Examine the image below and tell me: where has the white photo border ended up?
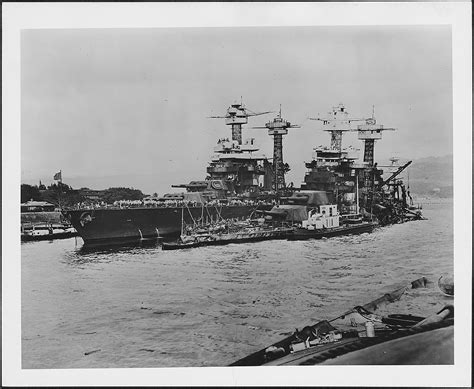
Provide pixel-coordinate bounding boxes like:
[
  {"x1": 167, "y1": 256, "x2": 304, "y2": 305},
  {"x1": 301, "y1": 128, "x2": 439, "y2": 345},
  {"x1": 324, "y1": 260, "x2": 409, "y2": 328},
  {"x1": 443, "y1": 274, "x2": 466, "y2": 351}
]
[{"x1": 3, "y1": 2, "x2": 472, "y2": 387}]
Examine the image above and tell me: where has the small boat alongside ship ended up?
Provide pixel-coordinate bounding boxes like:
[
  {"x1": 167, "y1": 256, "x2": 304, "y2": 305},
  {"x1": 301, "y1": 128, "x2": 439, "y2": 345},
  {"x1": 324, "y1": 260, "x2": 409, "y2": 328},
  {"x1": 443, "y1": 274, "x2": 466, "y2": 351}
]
[
  {"x1": 290, "y1": 221, "x2": 377, "y2": 240},
  {"x1": 21, "y1": 223, "x2": 77, "y2": 242},
  {"x1": 289, "y1": 203, "x2": 378, "y2": 240},
  {"x1": 230, "y1": 277, "x2": 454, "y2": 366}
]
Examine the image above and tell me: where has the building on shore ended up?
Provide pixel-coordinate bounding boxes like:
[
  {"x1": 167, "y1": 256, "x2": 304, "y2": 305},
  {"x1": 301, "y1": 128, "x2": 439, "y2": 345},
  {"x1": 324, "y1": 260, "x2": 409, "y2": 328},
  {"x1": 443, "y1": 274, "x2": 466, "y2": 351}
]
[{"x1": 21, "y1": 200, "x2": 56, "y2": 213}]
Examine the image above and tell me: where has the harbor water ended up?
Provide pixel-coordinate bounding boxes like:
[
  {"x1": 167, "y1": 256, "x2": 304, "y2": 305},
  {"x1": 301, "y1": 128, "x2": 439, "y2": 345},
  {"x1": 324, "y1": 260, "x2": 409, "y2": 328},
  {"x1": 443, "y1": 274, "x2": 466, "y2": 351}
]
[{"x1": 22, "y1": 200, "x2": 453, "y2": 368}]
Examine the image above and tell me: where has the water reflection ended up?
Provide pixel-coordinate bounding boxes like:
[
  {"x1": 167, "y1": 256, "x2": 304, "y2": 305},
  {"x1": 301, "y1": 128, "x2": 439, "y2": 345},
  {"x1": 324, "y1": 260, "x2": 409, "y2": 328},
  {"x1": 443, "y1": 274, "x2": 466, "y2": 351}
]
[
  {"x1": 63, "y1": 239, "x2": 163, "y2": 265},
  {"x1": 79, "y1": 238, "x2": 163, "y2": 254}
]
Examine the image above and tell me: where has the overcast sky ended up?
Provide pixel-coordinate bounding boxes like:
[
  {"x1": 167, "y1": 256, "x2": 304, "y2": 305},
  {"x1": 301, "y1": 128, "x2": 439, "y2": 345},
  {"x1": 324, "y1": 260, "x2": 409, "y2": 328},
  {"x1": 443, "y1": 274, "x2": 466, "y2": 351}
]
[{"x1": 21, "y1": 26, "x2": 452, "y2": 194}]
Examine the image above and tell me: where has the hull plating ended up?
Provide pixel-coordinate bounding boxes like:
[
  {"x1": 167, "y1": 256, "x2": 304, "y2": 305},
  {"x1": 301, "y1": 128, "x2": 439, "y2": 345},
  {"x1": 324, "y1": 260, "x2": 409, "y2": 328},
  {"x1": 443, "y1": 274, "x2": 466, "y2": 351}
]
[{"x1": 63, "y1": 205, "x2": 270, "y2": 246}]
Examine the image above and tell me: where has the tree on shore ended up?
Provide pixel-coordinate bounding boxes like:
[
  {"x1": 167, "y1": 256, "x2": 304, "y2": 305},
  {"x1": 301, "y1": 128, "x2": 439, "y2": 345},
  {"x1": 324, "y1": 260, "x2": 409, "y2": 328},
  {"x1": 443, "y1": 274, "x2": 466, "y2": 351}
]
[
  {"x1": 21, "y1": 182, "x2": 84, "y2": 207},
  {"x1": 21, "y1": 184, "x2": 41, "y2": 203},
  {"x1": 21, "y1": 183, "x2": 145, "y2": 207},
  {"x1": 40, "y1": 182, "x2": 84, "y2": 207},
  {"x1": 101, "y1": 187, "x2": 144, "y2": 203}
]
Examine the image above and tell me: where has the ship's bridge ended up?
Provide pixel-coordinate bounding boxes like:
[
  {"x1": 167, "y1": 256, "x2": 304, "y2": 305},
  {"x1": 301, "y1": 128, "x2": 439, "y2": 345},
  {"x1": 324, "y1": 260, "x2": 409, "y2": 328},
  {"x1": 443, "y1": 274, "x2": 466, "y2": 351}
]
[
  {"x1": 214, "y1": 138, "x2": 237, "y2": 153},
  {"x1": 210, "y1": 152, "x2": 268, "y2": 162},
  {"x1": 213, "y1": 137, "x2": 260, "y2": 154},
  {"x1": 240, "y1": 138, "x2": 259, "y2": 152},
  {"x1": 312, "y1": 146, "x2": 359, "y2": 163}
]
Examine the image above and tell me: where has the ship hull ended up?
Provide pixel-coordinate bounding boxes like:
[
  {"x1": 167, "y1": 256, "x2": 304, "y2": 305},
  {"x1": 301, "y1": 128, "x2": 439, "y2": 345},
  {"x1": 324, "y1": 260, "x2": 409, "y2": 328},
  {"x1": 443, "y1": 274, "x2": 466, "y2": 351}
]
[{"x1": 63, "y1": 205, "x2": 271, "y2": 247}]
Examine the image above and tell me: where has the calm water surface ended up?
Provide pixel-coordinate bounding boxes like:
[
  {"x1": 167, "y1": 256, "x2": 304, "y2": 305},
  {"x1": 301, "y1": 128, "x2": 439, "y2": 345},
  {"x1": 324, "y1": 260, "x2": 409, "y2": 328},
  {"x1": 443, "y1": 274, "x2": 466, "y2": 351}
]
[{"x1": 22, "y1": 201, "x2": 453, "y2": 368}]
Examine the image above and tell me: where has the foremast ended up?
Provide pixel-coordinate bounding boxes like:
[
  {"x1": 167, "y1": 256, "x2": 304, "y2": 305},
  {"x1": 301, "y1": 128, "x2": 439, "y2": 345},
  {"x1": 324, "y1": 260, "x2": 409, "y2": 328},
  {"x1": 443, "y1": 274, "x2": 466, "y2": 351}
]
[{"x1": 205, "y1": 100, "x2": 274, "y2": 196}]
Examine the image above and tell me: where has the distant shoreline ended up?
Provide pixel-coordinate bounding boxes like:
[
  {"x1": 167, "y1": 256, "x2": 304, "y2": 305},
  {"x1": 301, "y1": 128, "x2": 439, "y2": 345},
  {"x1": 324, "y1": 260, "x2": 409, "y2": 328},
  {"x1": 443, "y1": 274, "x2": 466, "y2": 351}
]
[{"x1": 413, "y1": 196, "x2": 453, "y2": 205}]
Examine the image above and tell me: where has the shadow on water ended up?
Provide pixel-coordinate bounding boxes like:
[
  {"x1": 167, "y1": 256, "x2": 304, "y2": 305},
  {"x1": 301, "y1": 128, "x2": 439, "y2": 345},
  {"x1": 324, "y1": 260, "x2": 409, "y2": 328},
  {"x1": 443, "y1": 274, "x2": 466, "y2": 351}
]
[
  {"x1": 63, "y1": 238, "x2": 164, "y2": 265},
  {"x1": 79, "y1": 239, "x2": 162, "y2": 255}
]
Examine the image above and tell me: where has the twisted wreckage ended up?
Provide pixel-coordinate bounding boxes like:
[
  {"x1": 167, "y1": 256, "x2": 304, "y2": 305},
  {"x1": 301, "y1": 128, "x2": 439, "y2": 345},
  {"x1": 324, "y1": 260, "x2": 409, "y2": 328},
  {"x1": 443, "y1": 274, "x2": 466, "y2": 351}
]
[{"x1": 63, "y1": 102, "x2": 424, "y2": 246}]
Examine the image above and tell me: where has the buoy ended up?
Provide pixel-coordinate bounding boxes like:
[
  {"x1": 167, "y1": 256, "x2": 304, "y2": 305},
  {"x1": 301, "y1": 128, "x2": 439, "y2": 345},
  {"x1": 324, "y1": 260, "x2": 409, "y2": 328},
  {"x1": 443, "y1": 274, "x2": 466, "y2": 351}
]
[{"x1": 438, "y1": 275, "x2": 454, "y2": 296}]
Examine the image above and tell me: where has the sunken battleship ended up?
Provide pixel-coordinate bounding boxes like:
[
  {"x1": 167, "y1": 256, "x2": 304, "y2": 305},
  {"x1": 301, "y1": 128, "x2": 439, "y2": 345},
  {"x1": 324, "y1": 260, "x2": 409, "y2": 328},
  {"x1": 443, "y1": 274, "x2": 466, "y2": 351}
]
[
  {"x1": 63, "y1": 102, "x2": 423, "y2": 246},
  {"x1": 294, "y1": 103, "x2": 423, "y2": 226}
]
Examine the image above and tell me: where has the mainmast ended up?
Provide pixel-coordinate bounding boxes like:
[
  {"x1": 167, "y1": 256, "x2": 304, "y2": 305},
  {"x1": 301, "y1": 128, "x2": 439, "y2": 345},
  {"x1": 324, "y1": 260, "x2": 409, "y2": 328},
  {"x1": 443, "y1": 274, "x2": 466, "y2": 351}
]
[
  {"x1": 251, "y1": 105, "x2": 299, "y2": 193},
  {"x1": 352, "y1": 106, "x2": 396, "y2": 166},
  {"x1": 309, "y1": 103, "x2": 366, "y2": 151}
]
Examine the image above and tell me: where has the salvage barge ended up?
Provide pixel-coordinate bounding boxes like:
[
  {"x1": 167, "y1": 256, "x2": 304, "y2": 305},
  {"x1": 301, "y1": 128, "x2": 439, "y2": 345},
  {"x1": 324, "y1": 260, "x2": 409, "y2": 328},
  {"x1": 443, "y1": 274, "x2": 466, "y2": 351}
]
[
  {"x1": 162, "y1": 226, "x2": 293, "y2": 250},
  {"x1": 161, "y1": 205, "x2": 293, "y2": 250}
]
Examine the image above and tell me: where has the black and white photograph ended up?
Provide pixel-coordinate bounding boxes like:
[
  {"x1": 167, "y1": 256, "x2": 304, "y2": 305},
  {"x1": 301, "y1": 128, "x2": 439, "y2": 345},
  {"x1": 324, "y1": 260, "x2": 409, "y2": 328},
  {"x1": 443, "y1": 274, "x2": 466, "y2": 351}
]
[{"x1": 3, "y1": 2, "x2": 471, "y2": 387}]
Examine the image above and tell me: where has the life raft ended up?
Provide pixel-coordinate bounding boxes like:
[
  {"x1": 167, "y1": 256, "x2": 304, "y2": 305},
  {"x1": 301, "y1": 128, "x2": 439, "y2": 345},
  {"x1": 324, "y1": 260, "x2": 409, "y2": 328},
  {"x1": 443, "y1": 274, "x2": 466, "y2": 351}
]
[
  {"x1": 211, "y1": 180, "x2": 224, "y2": 190},
  {"x1": 79, "y1": 212, "x2": 93, "y2": 227}
]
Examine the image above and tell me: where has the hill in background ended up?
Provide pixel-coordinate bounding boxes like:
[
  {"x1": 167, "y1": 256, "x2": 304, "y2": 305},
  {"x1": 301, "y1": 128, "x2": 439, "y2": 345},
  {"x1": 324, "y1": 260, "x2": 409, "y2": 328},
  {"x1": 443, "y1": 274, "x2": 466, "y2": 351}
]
[{"x1": 405, "y1": 154, "x2": 453, "y2": 198}]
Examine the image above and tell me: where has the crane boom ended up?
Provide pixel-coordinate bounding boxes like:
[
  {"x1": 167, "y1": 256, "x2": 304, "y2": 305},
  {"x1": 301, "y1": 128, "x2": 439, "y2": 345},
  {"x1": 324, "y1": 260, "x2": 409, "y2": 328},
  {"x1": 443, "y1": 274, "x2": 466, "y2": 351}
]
[{"x1": 381, "y1": 161, "x2": 412, "y2": 186}]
